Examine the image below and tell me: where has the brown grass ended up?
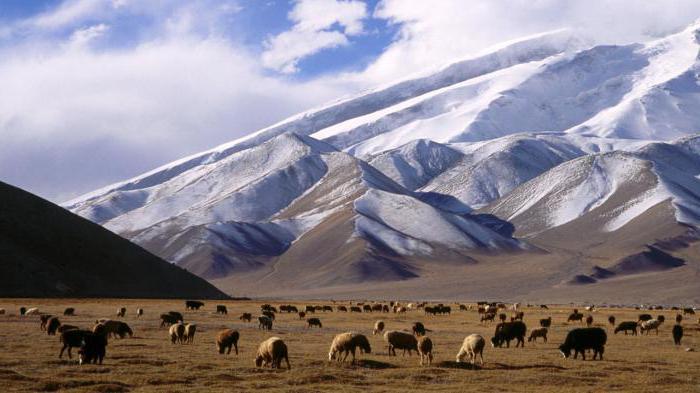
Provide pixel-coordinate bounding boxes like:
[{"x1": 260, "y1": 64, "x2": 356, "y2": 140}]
[{"x1": 0, "y1": 299, "x2": 698, "y2": 392}]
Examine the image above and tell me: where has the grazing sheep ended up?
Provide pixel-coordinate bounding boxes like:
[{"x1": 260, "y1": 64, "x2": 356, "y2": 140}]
[
  {"x1": 216, "y1": 305, "x2": 228, "y2": 315},
  {"x1": 47, "y1": 317, "x2": 61, "y2": 336},
  {"x1": 481, "y1": 312, "x2": 496, "y2": 323},
  {"x1": 137, "y1": 308, "x2": 144, "y2": 318},
  {"x1": 373, "y1": 320, "x2": 385, "y2": 335},
  {"x1": 40, "y1": 314, "x2": 53, "y2": 330},
  {"x1": 25, "y1": 308, "x2": 40, "y2": 316},
  {"x1": 585, "y1": 305, "x2": 595, "y2": 312},
  {"x1": 337, "y1": 306, "x2": 348, "y2": 312},
  {"x1": 255, "y1": 337, "x2": 290, "y2": 370},
  {"x1": 160, "y1": 313, "x2": 180, "y2": 327},
  {"x1": 97, "y1": 320, "x2": 133, "y2": 339},
  {"x1": 239, "y1": 313, "x2": 252, "y2": 322},
  {"x1": 184, "y1": 323, "x2": 197, "y2": 343},
  {"x1": 417, "y1": 336, "x2": 433, "y2": 366},
  {"x1": 323, "y1": 305, "x2": 334, "y2": 312},
  {"x1": 512, "y1": 311, "x2": 525, "y2": 321},
  {"x1": 567, "y1": 312, "x2": 584, "y2": 323},
  {"x1": 63, "y1": 308, "x2": 75, "y2": 316},
  {"x1": 614, "y1": 321, "x2": 638, "y2": 335},
  {"x1": 639, "y1": 319, "x2": 662, "y2": 335},
  {"x1": 298, "y1": 311, "x2": 306, "y2": 320},
  {"x1": 78, "y1": 332, "x2": 107, "y2": 365},
  {"x1": 540, "y1": 317, "x2": 552, "y2": 328},
  {"x1": 216, "y1": 329, "x2": 240, "y2": 355},
  {"x1": 185, "y1": 300, "x2": 204, "y2": 310},
  {"x1": 384, "y1": 330, "x2": 418, "y2": 356},
  {"x1": 498, "y1": 313, "x2": 507, "y2": 323},
  {"x1": 676, "y1": 314, "x2": 683, "y2": 324},
  {"x1": 59, "y1": 329, "x2": 93, "y2": 359},
  {"x1": 169, "y1": 323, "x2": 186, "y2": 344},
  {"x1": 262, "y1": 311, "x2": 276, "y2": 321},
  {"x1": 528, "y1": 327, "x2": 548, "y2": 343},
  {"x1": 258, "y1": 315, "x2": 273, "y2": 330},
  {"x1": 540, "y1": 304, "x2": 549, "y2": 309},
  {"x1": 672, "y1": 324, "x2": 683, "y2": 345},
  {"x1": 328, "y1": 332, "x2": 372, "y2": 363},
  {"x1": 491, "y1": 321, "x2": 527, "y2": 348},
  {"x1": 586, "y1": 315, "x2": 594, "y2": 327},
  {"x1": 305, "y1": 305, "x2": 316, "y2": 313},
  {"x1": 168, "y1": 311, "x2": 184, "y2": 322},
  {"x1": 58, "y1": 324, "x2": 78, "y2": 334},
  {"x1": 608, "y1": 316, "x2": 616, "y2": 327},
  {"x1": 683, "y1": 307, "x2": 695, "y2": 315},
  {"x1": 350, "y1": 306, "x2": 362, "y2": 313},
  {"x1": 657, "y1": 315, "x2": 666, "y2": 324},
  {"x1": 363, "y1": 305, "x2": 372, "y2": 313},
  {"x1": 116, "y1": 307, "x2": 126, "y2": 317},
  {"x1": 638, "y1": 313, "x2": 653, "y2": 322},
  {"x1": 306, "y1": 318, "x2": 322, "y2": 328},
  {"x1": 456, "y1": 334, "x2": 485, "y2": 365},
  {"x1": 412, "y1": 322, "x2": 426, "y2": 336},
  {"x1": 559, "y1": 328, "x2": 607, "y2": 360}
]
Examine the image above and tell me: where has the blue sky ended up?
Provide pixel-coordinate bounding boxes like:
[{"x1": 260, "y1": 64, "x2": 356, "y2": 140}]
[{"x1": 1, "y1": 0, "x2": 699, "y2": 202}]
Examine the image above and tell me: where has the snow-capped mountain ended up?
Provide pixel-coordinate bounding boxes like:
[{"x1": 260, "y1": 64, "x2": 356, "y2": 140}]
[{"x1": 66, "y1": 23, "x2": 700, "y2": 302}]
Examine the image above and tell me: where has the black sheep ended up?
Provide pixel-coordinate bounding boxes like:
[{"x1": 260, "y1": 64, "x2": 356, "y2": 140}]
[
  {"x1": 78, "y1": 333, "x2": 108, "y2": 365},
  {"x1": 185, "y1": 300, "x2": 204, "y2": 310},
  {"x1": 672, "y1": 324, "x2": 683, "y2": 346},
  {"x1": 559, "y1": 328, "x2": 607, "y2": 360},
  {"x1": 614, "y1": 321, "x2": 638, "y2": 335},
  {"x1": 412, "y1": 322, "x2": 426, "y2": 336},
  {"x1": 491, "y1": 321, "x2": 527, "y2": 348}
]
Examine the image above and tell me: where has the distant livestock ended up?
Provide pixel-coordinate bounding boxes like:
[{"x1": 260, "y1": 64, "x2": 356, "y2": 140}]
[
  {"x1": 239, "y1": 313, "x2": 252, "y2": 322},
  {"x1": 255, "y1": 337, "x2": 290, "y2": 370},
  {"x1": 586, "y1": 315, "x2": 594, "y2": 327},
  {"x1": 298, "y1": 312, "x2": 306, "y2": 320},
  {"x1": 25, "y1": 308, "x2": 40, "y2": 316},
  {"x1": 216, "y1": 305, "x2": 228, "y2": 315},
  {"x1": 373, "y1": 320, "x2": 385, "y2": 335},
  {"x1": 614, "y1": 321, "x2": 638, "y2": 335},
  {"x1": 456, "y1": 334, "x2": 485, "y2": 365},
  {"x1": 412, "y1": 322, "x2": 426, "y2": 336},
  {"x1": 683, "y1": 308, "x2": 695, "y2": 315},
  {"x1": 491, "y1": 321, "x2": 527, "y2": 348},
  {"x1": 559, "y1": 328, "x2": 607, "y2": 360},
  {"x1": 258, "y1": 316, "x2": 273, "y2": 330},
  {"x1": 97, "y1": 320, "x2": 133, "y2": 339},
  {"x1": 168, "y1": 311, "x2": 184, "y2": 322},
  {"x1": 672, "y1": 324, "x2": 683, "y2": 345},
  {"x1": 639, "y1": 319, "x2": 662, "y2": 335},
  {"x1": 384, "y1": 330, "x2": 418, "y2": 356},
  {"x1": 186, "y1": 301, "x2": 204, "y2": 310},
  {"x1": 47, "y1": 317, "x2": 61, "y2": 336},
  {"x1": 169, "y1": 323, "x2": 186, "y2": 344},
  {"x1": 540, "y1": 317, "x2": 552, "y2": 328},
  {"x1": 567, "y1": 312, "x2": 584, "y2": 323},
  {"x1": 137, "y1": 308, "x2": 144, "y2": 318},
  {"x1": 328, "y1": 332, "x2": 371, "y2": 363},
  {"x1": 262, "y1": 311, "x2": 276, "y2": 321},
  {"x1": 40, "y1": 314, "x2": 52, "y2": 331},
  {"x1": 160, "y1": 314, "x2": 181, "y2": 327},
  {"x1": 350, "y1": 306, "x2": 362, "y2": 313},
  {"x1": 216, "y1": 329, "x2": 240, "y2": 355},
  {"x1": 337, "y1": 306, "x2": 348, "y2": 312},
  {"x1": 307, "y1": 318, "x2": 322, "y2": 328},
  {"x1": 608, "y1": 316, "x2": 616, "y2": 326},
  {"x1": 638, "y1": 314, "x2": 653, "y2": 322},
  {"x1": 117, "y1": 307, "x2": 126, "y2": 317},
  {"x1": 63, "y1": 308, "x2": 75, "y2": 316},
  {"x1": 417, "y1": 336, "x2": 433, "y2": 366},
  {"x1": 528, "y1": 327, "x2": 548, "y2": 343}
]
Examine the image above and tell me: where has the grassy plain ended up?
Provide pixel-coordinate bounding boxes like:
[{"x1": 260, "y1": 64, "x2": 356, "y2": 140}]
[{"x1": 0, "y1": 299, "x2": 698, "y2": 392}]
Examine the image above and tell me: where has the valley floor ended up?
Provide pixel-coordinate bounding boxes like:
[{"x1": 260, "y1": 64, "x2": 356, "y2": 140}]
[{"x1": 0, "y1": 299, "x2": 698, "y2": 392}]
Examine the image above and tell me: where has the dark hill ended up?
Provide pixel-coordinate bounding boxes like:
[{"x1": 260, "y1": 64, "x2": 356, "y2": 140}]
[{"x1": 0, "y1": 181, "x2": 228, "y2": 299}]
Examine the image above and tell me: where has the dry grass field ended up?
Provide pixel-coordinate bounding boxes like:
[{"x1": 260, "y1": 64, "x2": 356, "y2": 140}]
[{"x1": 0, "y1": 299, "x2": 698, "y2": 392}]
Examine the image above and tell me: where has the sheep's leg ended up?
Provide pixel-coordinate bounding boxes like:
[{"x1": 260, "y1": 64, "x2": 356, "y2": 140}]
[
  {"x1": 59, "y1": 345, "x2": 66, "y2": 359},
  {"x1": 479, "y1": 351, "x2": 484, "y2": 366},
  {"x1": 350, "y1": 348, "x2": 356, "y2": 364},
  {"x1": 67, "y1": 347, "x2": 72, "y2": 359}
]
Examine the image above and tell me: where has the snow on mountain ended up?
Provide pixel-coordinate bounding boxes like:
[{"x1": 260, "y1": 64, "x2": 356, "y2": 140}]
[{"x1": 64, "y1": 23, "x2": 700, "y2": 298}]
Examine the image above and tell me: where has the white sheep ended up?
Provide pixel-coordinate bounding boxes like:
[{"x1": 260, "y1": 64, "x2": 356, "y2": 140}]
[
  {"x1": 373, "y1": 320, "x2": 385, "y2": 335},
  {"x1": 456, "y1": 334, "x2": 485, "y2": 365},
  {"x1": 328, "y1": 332, "x2": 371, "y2": 363},
  {"x1": 169, "y1": 322, "x2": 185, "y2": 344},
  {"x1": 640, "y1": 319, "x2": 662, "y2": 335},
  {"x1": 184, "y1": 323, "x2": 197, "y2": 343}
]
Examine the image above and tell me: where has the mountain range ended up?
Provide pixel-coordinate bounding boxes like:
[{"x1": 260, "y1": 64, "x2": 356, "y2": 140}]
[{"x1": 64, "y1": 22, "x2": 700, "y2": 303}]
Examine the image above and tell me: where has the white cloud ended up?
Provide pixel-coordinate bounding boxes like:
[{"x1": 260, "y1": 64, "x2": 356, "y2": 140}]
[
  {"x1": 69, "y1": 23, "x2": 109, "y2": 48},
  {"x1": 360, "y1": 0, "x2": 700, "y2": 84},
  {"x1": 261, "y1": 0, "x2": 367, "y2": 73}
]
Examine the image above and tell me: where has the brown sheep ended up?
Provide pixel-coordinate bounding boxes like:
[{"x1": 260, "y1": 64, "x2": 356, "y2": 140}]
[
  {"x1": 47, "y1": 317, "x2": 61, "y2": 336},
  {"x1": 298, "y1": 311, "x2": 306, "y2": 320},
  {"x1": 40, "y1": 314, "x2": 53, "y2": 331},
  {"x1": 568, "y1": 312, "x2": 584, "y2": 323},
  {"x1": 96, "y1": 320, "x2": 133, "y2": 339},
  {"x1": 63, "y1": 308, "x2": 75, "y2": 316},
  {"x1": 184, "y1": 323, "x2": 197, "y2": 343},
  {"x1": 216, "y1": 329, "x2": 239, "y2": 355},
  {"x1": 239, "y1": 313, "x2": 252, "y2": 322},
  {"x1": 608, "y1": 315, "x2": 616, "y2": 326},
  {"x1": 528, "y1": 327, "x2": 548, "y2": 343},
  {"x1": 412, "y1": 322, "x2": 427, "y2": 336},
  {"x1": 169, "y1": 323, "x2": 186, "y2": 344},
  {"x1": 255, "y1": 337, "x2": 290, "y2": 370},
  {"x1": 384, "y1": 330, "x2": 418, "y2": 356},
  {"x1": 417, "y1": 336, "x2": 433, "y2": 366},
  {"x1": 328, "y1": 332, "x2": 371, "y2": 363},
  {"x1": 586, "y1": 315, "x2": 594, "y2": 327},
  {"x1": 306, "y1": 318, "x2": 322, "y2": 328},
  {"x1": 481, "y1": 312, "x2": 496, "y2": 323},
  {"x1": 373, "y1": 320, "x2": 385, "y2": 335}
]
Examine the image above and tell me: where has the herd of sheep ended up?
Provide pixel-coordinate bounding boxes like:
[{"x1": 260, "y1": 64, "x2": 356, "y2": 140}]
[{"x1": 4, "y1": 301, "x2": 697, "y2": 369}]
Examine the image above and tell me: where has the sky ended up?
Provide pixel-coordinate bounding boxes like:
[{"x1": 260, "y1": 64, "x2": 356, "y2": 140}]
[{"x1": 1, "y1": 0, "x2": 699, "y2": 202}]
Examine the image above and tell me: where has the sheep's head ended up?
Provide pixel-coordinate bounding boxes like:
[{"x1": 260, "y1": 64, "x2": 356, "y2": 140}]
[
  {"x1": 254, "y1": 355, "x2": 263, "y2": 367},
  {"x1": 490, "y1": 336, "x2": 501, "y2": 348},
  {"x1": 559, "y1": 344, "x2": 571, "y2": 358}
]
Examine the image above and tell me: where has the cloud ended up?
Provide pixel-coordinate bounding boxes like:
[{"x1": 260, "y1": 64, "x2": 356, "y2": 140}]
[
  {"x1": 0, "y1": 2, "x2": 352, "y2": 202},
  {"x1": 261, "y1": 0, "x2": 367, "y2": 74},
  {"x1": 360, "y1": 0, "x2": 700, "y2": 84}
]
